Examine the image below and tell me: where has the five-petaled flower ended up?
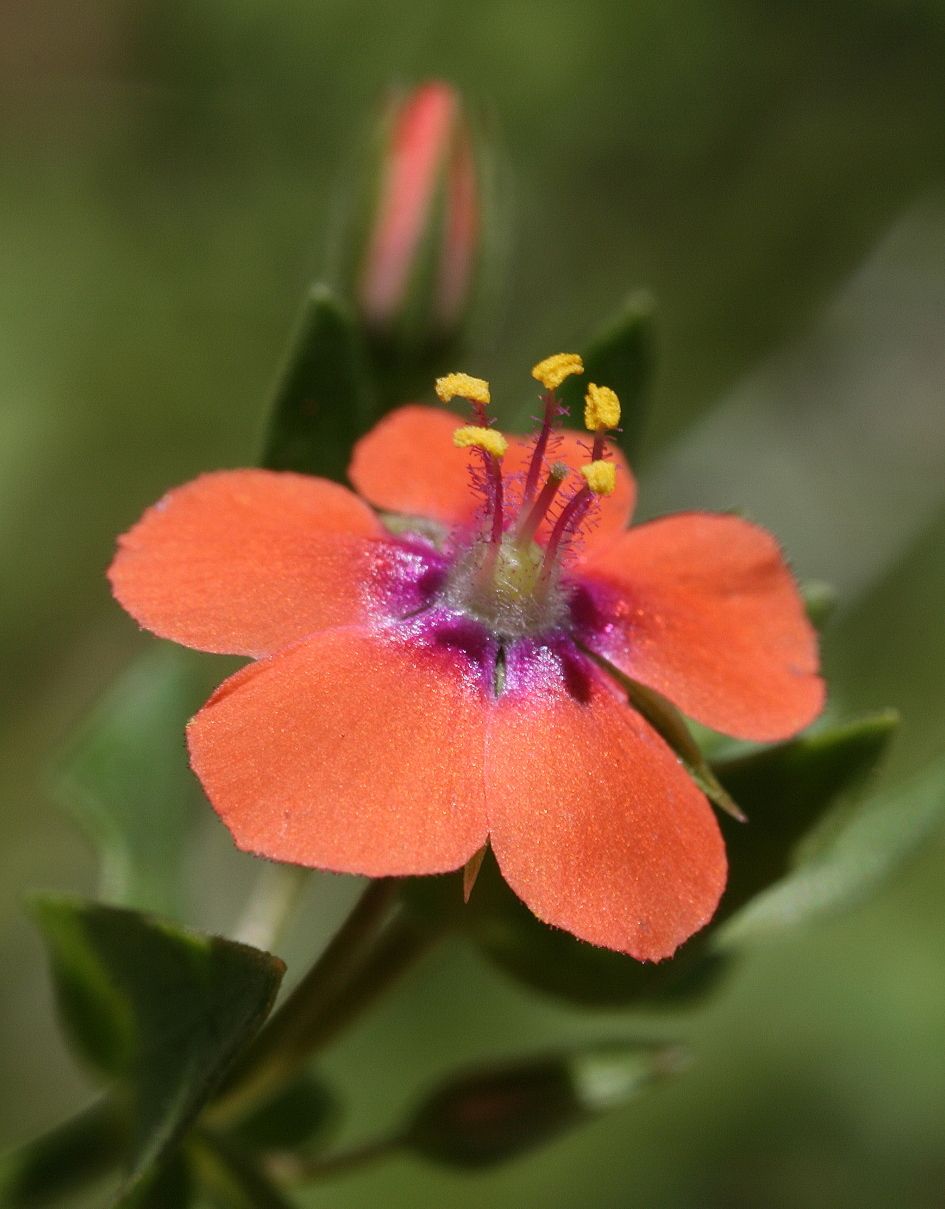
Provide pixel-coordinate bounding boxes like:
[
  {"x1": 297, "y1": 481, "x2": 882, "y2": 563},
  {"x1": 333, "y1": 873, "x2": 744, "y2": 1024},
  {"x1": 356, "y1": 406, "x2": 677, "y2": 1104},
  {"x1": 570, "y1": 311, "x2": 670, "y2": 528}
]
[{"x1": 109, "y1": 356, "x2": 823, "y2": 961}]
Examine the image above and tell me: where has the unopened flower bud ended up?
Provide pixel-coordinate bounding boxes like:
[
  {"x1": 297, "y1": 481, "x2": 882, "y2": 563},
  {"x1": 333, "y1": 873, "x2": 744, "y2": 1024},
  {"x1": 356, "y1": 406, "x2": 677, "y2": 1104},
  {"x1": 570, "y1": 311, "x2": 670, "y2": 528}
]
[
  {"x1": 345, "y1": 81, "x2": 485, "y2": 366},
  {"x1": 404, "y1": 1042, "x2": 686, "y2": 1169}
]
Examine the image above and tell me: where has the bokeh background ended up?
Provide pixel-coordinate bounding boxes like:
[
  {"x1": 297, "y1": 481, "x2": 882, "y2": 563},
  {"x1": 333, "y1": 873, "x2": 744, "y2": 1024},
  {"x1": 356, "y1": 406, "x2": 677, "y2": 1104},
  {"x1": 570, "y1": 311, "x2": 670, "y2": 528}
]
[{"x1": 3, "y1": 2, "x2": 945, "y2": 1206}]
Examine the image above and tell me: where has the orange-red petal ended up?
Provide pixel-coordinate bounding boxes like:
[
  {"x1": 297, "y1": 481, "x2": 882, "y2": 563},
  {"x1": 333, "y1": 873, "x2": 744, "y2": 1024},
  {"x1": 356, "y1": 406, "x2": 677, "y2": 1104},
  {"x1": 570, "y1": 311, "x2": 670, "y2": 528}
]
[
  {"x1": 187, "y1": 625, "x2": 490, "y2": 876},
  {"x1": 349, "y1": 404, "x2": 635, "y2": 542},
  {"x1": 485, "y1": 640, "x2": 726, "y2": 961},
  {"x1": 109, "y1": 469, "x2": 400, "y2": 658},
  {"x1": 578, "y1": 513, "x2": 824, "y2": 742},
  {"x1": 349, "y1": 405, "x2": 477, "y2": 527}
]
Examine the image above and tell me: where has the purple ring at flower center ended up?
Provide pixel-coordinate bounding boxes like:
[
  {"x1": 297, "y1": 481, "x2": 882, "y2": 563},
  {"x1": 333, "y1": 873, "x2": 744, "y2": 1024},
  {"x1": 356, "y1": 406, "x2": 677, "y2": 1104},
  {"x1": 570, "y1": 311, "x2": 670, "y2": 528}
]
[{"x1": 375, "y1": 533, "x2": 601, "y2": 702}]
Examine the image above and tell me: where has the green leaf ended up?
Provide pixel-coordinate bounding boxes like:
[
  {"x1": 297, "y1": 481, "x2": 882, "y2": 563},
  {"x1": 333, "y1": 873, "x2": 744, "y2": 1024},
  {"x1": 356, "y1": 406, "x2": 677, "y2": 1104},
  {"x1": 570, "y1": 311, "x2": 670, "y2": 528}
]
[
  {"x1": 718, "y1": 745, "x2": 945, "y2": 946},
  {"x1": 53, "y1": 645, "x2": 208, "y2": 919},
  {"x1": 0, "y1": 1100, "x2": 122, "y2": 1208},
  {"x1": 712, "y1": 711, "x2": 900, "y2": 925},
  {"x1": 402, "y1": 855, "x2": 727, "y2": 1009},
  {"x1": 260, "y1": 284, "x2": 375, "y2": 480},
  {"x1": 230, "y1": 1075, "x2": 340, "y2": 1154},
  {"x1": 31, "y1": 897, "x2": 285, "y2": 1203},
  {"x1": 405, "y1": 1039, "x2": 685, "y2": 1168},
  {"x1": 558, "y1": 290, "x2": 656, "y2": 461}
]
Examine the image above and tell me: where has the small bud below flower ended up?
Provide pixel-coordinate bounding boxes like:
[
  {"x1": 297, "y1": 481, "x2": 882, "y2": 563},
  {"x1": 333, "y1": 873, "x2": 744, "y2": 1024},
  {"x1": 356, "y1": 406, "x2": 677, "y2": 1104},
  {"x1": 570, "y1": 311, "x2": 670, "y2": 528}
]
[
  {"x1": 584, "y1": 383, "x2": 621, "y2": 432},
  {"x1": 405, "y1": 1042, "x2": 683, "y2": 1169},
  {"x1": 453, "y1": 425, "x2": 508, "y2": 458},
  {"x1": 436, "y1": 372, "x2": 491, "y2": 406},
  {"x1": 531, "y1": 353, "x2": 584, "y2": 392},
  {"x1": 580, "y1": 460, "x2": 616, "y2": 496}
]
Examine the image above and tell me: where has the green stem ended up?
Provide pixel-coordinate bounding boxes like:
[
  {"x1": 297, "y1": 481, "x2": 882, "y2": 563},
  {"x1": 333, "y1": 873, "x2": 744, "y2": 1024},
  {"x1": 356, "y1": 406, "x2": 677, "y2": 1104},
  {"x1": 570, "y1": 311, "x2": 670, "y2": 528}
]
[
  {"x1": 211, "y1": 879, "x2": 434, "y2": 1122},
  {"x1": 290, "y1": 908, "x2": 436, "y2": 1055},
  {"x1": 264, "y1": 1133, "x2": 403, "y2": 1184}
]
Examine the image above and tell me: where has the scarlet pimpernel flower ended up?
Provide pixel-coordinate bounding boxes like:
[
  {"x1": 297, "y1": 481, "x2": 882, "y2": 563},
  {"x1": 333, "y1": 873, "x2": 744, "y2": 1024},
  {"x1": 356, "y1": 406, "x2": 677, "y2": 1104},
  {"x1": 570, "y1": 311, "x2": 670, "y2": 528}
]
[{"x1": 109, "y1": 357, "x2": 823, "y2": 961}]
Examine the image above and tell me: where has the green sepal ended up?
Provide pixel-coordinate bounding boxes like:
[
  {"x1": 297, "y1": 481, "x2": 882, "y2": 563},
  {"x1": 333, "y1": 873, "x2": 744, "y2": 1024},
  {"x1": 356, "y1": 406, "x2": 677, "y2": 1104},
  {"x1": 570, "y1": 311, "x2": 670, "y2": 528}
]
[
  {"x1": 558, "y1": 290, "x2": 656, "y2": 461},
  {"x1": 718, "y1": 736, "x2": 945, "y2": 947},
  {"x1": 0, "y1": 1100, "x2": 123, "y2": 1208},
  {"x1": 30, "y1": 896, "x2": 285, "y2": 1204},
  {"x1": 597, "y1": 659, "x2": 744, "y2": 821},
  {"x1": 712, "y1": 710, "x2": 900, "y2": 927},
  {"x1": 52, "y1": 646, "x2": 209, "y2": 920},
  {"x1": 801, "y1": 579, "x2": 838, "y2": 630},
  {"x1": 260, "y1": 284, "x2": 375, "y2": 481},
  {"x1": 405, "y1": 1039, "x2": 684, "y2": 1168}
]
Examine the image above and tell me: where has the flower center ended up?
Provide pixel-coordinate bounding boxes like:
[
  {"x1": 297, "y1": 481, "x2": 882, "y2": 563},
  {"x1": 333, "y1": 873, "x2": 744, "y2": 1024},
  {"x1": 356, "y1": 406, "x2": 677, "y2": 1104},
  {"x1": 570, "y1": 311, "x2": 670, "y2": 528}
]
[
  {"x1": 444, "y1": 533, "x2": 567, "y2": 638},
  {"x1": 432, "y1": 358, "x2": 622, "y2": 640}
]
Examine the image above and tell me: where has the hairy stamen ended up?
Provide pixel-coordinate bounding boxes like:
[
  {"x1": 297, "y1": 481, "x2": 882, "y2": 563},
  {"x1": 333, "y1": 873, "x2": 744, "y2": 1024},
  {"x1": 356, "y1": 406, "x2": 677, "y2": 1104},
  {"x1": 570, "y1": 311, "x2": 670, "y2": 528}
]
[
  {"x1": 517, "y1": 461, "x2": 568, "y2": 545},
  {"x1": 522, "y1": 390, "x2": 558, "y2": 505}
]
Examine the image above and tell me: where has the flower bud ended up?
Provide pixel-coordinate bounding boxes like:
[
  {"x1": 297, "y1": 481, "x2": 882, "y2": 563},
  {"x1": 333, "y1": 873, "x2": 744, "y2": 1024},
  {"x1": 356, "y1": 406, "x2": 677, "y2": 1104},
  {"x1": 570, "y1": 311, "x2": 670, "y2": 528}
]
[
  {"x1": 344, "y1": 81, "x2": 485, "y2": 367},
  {"x1": 404, "y1": 1042, "x2": 686, "y2": 1168}
]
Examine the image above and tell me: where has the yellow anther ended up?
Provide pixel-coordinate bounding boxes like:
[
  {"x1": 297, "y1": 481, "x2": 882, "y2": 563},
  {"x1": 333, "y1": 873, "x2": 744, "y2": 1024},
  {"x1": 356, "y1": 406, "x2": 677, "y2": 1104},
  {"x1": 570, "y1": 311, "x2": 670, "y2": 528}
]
[
  {"x1": 435, "y1": 372, "x2": 491, "y2": 406},
  {"x1": 584, "y1": 383, "x2": 621, "y2": 432},
  {"x1": 580, "y1": 459, "x2": 617, "y2": 496},
  {"x1": 453, "y1": 425, "x2": 508, "y2": 458},
  {"x1": 531, "y1": 352, "x2": 584, "y2": 391}
]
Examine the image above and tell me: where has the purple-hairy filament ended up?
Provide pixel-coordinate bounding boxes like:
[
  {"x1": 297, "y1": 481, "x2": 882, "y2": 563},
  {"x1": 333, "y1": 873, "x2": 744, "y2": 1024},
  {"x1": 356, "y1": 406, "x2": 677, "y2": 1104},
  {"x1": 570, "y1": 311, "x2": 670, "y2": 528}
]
[{"x1": 429, "y1": 359, "x2": 621, "y2": 641}]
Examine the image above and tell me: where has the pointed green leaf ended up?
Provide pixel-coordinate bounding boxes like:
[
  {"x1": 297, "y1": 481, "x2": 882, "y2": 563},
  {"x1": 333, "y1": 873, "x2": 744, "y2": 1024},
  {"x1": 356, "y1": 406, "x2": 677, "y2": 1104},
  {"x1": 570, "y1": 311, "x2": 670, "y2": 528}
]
[
  {"x1": 0, "y1": 1100, "x2": 122, "y2": 1208},
  {"x1": 718, "y1": 747, "x2": 945, "y2": 946},
  {"x1": 712, "y1": 711, "x2": 900, "y2": 925},
  {"x1": 31, "y1": 897, "x2": 285, "y2": 1202},
  {"x1": 405, "y1": 1039, "x2": 684, "y2": 1168},
  {"x1": 260, "y1": 284, "x2": 375, "y2": 480},
  {"x1": 558, "y1": 291, "x2": 656, "y2": 460},
  {"x1": 53, "y1": 646, "x2": 208, "y2": 919}
]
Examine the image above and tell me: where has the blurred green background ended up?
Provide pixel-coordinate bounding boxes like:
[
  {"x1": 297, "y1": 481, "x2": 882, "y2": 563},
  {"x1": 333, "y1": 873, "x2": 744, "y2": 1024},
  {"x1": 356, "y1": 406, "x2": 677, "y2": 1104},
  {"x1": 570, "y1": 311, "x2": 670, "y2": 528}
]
[{"x1": 3, "y1": 1, "x2": 945, "y2": 1206}]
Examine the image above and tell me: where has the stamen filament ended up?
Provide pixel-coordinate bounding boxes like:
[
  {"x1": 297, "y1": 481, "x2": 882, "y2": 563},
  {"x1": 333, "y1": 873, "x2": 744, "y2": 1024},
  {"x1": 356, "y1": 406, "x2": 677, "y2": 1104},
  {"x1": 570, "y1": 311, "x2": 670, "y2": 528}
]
[
  {"x1": 471, "y1": 450, "x2": 505, "y2": 593},
  {"x1": 522, "y1": 390, "x2": 557, "y2": 505},
  {"x1": 517, "y1": 463, "x2": 567, "y2": 545},
  {"x1": 540, "y1": 485, "x2": 592, "y2": 580},
  {"x1": 485, "y1": 452, "x2": 505, "y2": 546}
]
